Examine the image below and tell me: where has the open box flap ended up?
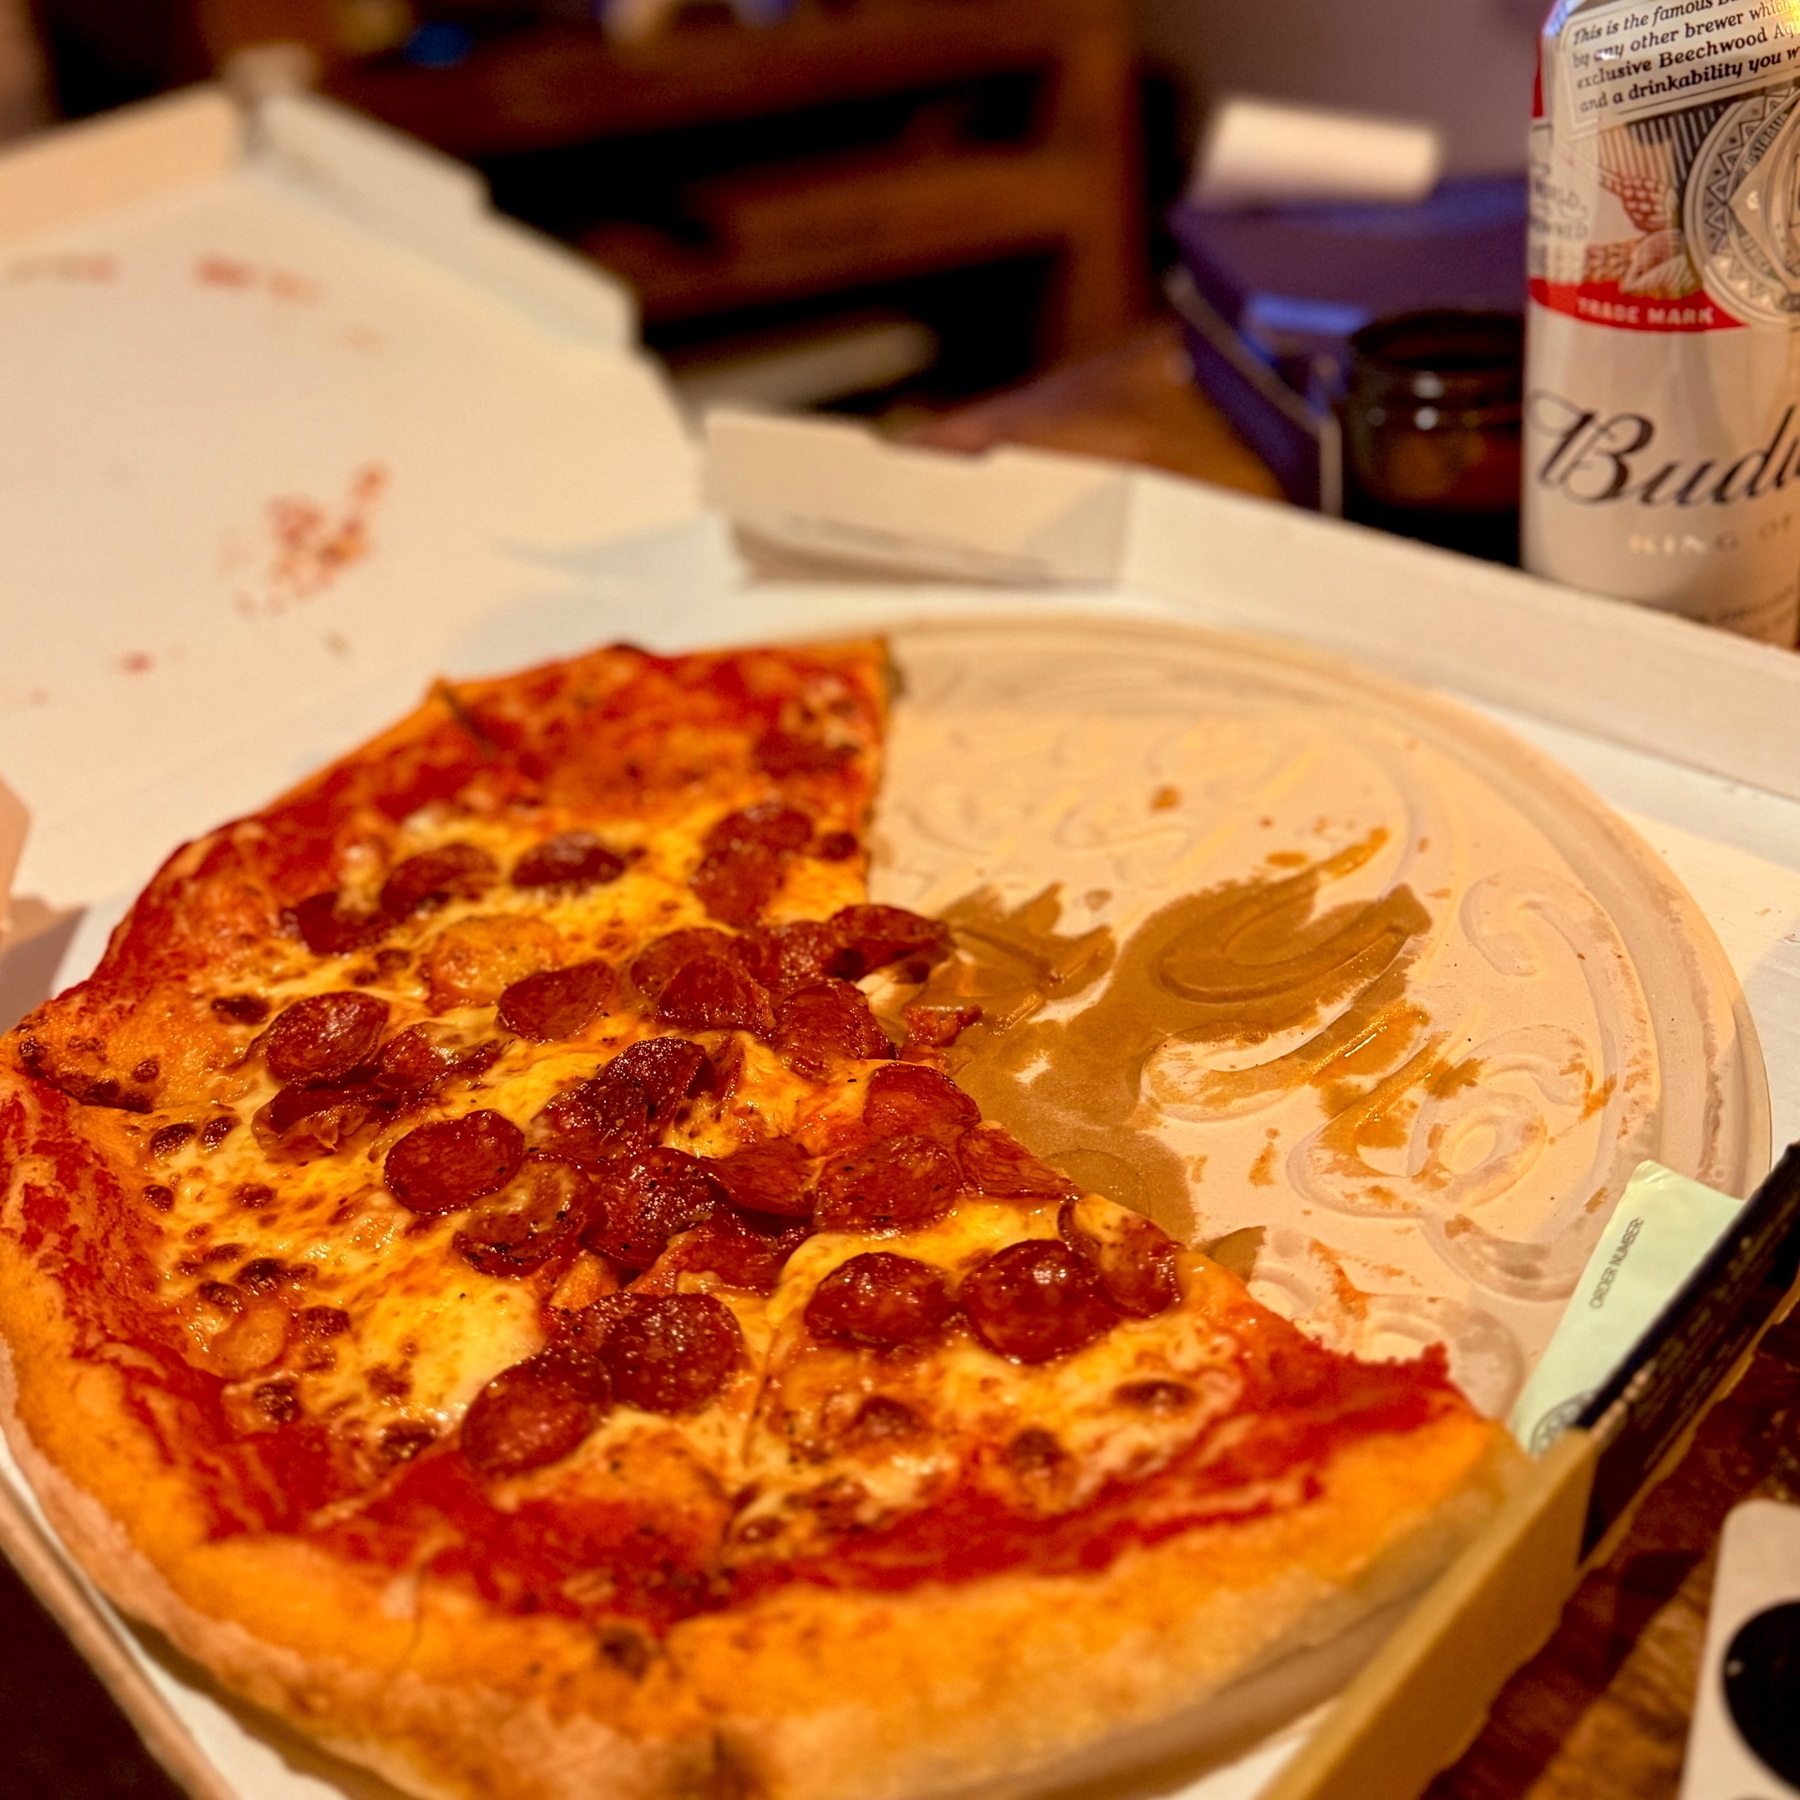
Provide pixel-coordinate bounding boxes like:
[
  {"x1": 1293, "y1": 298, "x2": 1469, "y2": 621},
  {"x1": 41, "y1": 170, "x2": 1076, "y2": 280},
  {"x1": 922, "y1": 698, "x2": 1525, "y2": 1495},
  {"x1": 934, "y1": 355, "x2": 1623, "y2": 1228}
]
[
  {"x1": 0, "y1": 87, "x2": 697, "y2": 912},
  {"x1": 702, "y1": 409, "x2": 1800, "y2": 807}
]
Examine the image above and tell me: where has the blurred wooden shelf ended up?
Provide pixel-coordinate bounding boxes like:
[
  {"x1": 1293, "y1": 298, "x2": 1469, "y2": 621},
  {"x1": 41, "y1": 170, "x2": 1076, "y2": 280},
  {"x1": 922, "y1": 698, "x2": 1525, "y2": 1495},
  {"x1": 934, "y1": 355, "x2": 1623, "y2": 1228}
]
[
  {"x1": 199, "y1": 0, "x2": 1147, "y2": 363},
  {"x1": 321, "y1": 0, "x2": 1125, "y2": 158},
  {"x1": 584, "y1": 142, "x2": 1117, "y2": 338}
]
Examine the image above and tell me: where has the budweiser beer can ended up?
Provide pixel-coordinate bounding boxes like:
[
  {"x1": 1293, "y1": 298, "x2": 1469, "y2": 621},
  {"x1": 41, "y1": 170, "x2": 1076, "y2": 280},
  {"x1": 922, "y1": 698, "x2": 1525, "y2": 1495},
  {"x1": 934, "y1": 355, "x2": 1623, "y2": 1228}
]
[{"x1": 1525, "y1": 0, "x2": 1800, "y2": 643}]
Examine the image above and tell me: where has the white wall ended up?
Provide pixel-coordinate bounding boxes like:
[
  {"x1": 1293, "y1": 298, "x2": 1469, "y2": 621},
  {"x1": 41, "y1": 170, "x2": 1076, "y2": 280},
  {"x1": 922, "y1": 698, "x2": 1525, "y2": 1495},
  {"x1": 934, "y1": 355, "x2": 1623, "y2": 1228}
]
[{"x1": 1139, "y1": 0, "x2": 1542, "y2": 177}]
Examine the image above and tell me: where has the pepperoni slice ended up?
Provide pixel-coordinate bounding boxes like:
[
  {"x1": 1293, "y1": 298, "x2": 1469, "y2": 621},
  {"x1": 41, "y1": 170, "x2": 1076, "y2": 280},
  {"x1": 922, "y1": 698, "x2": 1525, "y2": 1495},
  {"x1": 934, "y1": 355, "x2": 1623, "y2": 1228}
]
[
  {"x1": 691, "y1": 804, "x2": 813, "y2": 928},
  {"x1": 536, "y1": 1038, "x2": 712, "y2": 1163},
  {"x1": 804, "y1": 1252, "x2": 953, "y2": 1348},
  {"x1": 287, "y1": 891, "x2": 383, "y2": 956},
  {"x1": 379, "y1": 842, "x2": 496, "y2": 919},
  {"x1": 461, "y1": 1348, "x2": 612, "y2": 1477},
  {"x1": 629, "y1": 929, "x2": 739, "y2": 1002},
  {"x1": 756, "y1": 726, "x2": 855, "y2": 777},
  {"x1": 385, "y1": 1111, "x2": 526, "y2": 1215},
  {"x1": 375, "y1": 1023, "x2": 503, "y2": 1096},
  {"x1": 608, "y1": 1037, "x2": 715, "y2": 1121},
  {"x1": 455, "y1": 1157, "x2": 598, "y2": 1278},
  {"x1": 673, "y1": 1208, "x2": 810, "y2": 1292},
  {"x1": 512, "y1": 831, "x2": 626, "y2": 891},
  {"x1": 263, "y1": 991, "x2": 389, "y2": 1083},
  {"x1": 710, "y1": 803, "x2": 813, "y2": 856},
  {"x1": 1059, "y1": 1200, "x2": 1180, "y2": 1318},
  {"x1": 535, "y1": 1085, "x2": 644, "y2": 1166},
  {"x1": 861, "y1": 1063, "x2": 980, "y2": 1144},
  {"x1": 253, "y1": 1079, "x2": 387, "y2": 1162},
  {"x1": 772, "y1": 981, "x2": 892, "y2": 1078},
  {"x1": 901, "y1": 1003, "x2": 982, "y2": 1053},
  {"x1": 691, "y1": 853, "x2": 782, "y2": 931},
  {"x1": 582, "y1": 1148, "x2": 726, "y2": 1267},
  {"x1": 600, "y1": 1294, "x2": 743, "y2": 1413},
  {"x1": 828, "y1": 904, "x2": 952, "y2": 980},
  {"x1": 497, "y1": 960, "x2": 613, "y2": 1042},
  {"x1": 655, "y1": 956, "x2": 774, "y2": 1036},
  {"x1": 812, "y1": 1133, "x2": 961, "y2": 1232},
  {"x1": 960, "y1": 1240, "x2": 1118, "y2": 1363},
  {"x1": 710, "y1": 1138, "x2": 812, "y2": 1217},
  {"x1": 734, "y1": 922, "x2": 840, "y2": 999},
  {"x1": 959, "y1": 1123, "x2": 1079, "y2": 1201}
]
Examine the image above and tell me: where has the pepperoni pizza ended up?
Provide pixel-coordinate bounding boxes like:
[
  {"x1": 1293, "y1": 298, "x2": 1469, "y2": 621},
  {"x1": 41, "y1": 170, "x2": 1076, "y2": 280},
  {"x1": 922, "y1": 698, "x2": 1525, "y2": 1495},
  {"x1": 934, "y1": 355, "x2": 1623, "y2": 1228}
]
[{"x1": 0, "y1": 639, "x2": 1518, "y2": 1800}]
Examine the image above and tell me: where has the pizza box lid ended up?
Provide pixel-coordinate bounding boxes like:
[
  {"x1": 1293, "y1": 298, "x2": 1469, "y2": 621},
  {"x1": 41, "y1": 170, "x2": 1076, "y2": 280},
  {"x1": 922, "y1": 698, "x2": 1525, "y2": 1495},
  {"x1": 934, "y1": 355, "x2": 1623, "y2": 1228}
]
[{"x1": 1, "y1": 83, "x2": 1800, "y2": 1800}]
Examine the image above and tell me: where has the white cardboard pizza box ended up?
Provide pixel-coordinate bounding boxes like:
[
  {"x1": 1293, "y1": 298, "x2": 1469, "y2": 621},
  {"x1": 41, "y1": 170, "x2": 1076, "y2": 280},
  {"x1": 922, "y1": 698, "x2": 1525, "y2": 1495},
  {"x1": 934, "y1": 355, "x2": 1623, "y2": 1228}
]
[{"x1": 2, "y1": 81, "x2": 1800, "y2": 1800}]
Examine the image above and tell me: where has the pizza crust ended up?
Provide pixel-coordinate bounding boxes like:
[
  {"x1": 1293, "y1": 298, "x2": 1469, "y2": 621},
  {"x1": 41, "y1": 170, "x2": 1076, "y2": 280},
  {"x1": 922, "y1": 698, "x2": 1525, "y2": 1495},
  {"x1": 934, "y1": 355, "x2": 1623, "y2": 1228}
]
[
  {"x1": 0, "y1": 637, "x2": 1527, "y2": 1800},
  {"x1": 0, "y1": 1212, "x2": 1514, "y2": 1800}
]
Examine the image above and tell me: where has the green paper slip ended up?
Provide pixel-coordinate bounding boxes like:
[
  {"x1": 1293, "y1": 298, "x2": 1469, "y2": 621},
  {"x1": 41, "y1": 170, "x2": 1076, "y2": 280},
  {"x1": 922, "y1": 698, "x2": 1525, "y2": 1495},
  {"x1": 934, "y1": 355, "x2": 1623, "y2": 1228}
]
[{"x1": 1508, "y1": 1160, "x2": 1746, "y2": 1455}]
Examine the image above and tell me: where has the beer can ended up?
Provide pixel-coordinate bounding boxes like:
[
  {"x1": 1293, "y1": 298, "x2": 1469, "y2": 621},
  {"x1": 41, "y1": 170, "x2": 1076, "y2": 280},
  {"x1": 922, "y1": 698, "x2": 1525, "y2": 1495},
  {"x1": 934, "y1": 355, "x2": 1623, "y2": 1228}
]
[{"x1": 1525, "y1": 0, "x2": 1800, "y2": 644}]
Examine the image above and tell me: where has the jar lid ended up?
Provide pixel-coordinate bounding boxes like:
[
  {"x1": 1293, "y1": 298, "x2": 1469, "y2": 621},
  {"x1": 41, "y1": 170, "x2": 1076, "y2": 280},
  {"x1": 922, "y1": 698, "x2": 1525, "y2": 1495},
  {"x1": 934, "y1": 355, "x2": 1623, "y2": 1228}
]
[{"x1": 1348, "y1": 309, "x2": 1523, "y2": 402}]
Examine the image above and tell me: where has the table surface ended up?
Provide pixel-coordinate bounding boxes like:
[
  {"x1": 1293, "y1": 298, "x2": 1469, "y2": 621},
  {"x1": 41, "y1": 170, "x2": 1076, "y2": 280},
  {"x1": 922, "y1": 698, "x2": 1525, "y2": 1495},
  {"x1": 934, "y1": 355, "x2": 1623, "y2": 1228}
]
[
  {"x1": 917, "y1": 321, "x2": 1800, "y2": 1800},
  {"x1": 2, "y1": 323, "x2": 1792, "y2": 1800}
]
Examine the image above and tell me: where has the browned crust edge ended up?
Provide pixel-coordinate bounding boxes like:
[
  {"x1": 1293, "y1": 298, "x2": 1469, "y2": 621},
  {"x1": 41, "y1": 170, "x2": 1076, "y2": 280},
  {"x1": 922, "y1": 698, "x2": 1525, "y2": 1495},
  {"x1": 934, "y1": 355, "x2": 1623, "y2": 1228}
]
[{"x1": 0, "y1": 1191, "x2": 1519, "y2": 1800}]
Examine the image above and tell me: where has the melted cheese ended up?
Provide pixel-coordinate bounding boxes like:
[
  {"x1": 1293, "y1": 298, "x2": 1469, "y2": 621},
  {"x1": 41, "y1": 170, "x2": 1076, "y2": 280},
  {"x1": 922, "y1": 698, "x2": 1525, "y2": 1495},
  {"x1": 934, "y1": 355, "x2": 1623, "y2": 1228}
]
[
  {"x1": 117, "y1": 764, "x2": 1266, "y2": 1556},
  {"x1": 732, "y1": 1209, "x2": 1249, "y2": 1551},
  {"x1": 128, "y1": 784, "x2": 862, "y2": 1477}
]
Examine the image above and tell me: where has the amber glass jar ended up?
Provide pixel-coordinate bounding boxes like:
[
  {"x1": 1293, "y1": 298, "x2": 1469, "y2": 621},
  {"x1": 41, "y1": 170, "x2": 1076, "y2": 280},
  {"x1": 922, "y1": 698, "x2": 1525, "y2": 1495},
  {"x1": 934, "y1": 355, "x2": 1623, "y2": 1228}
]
[{"x1": 1340, "y1": 309, "x2": 1523, "y2": 565}]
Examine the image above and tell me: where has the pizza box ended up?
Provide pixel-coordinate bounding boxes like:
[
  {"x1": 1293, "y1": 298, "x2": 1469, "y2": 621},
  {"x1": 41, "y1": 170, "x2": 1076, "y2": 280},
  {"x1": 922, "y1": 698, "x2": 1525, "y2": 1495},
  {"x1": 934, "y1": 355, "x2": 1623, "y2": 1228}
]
[{"x1": 0, "y1": 80, "x2": 1799, "y2": 1800}]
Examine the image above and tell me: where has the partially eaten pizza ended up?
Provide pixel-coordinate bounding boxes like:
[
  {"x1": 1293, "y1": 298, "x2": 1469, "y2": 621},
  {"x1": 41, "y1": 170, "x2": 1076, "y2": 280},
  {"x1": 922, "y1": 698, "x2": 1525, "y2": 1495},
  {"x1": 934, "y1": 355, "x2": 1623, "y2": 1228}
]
[{"x1": 0, "y1": 639, "x2": 1518, "y2": 1800}]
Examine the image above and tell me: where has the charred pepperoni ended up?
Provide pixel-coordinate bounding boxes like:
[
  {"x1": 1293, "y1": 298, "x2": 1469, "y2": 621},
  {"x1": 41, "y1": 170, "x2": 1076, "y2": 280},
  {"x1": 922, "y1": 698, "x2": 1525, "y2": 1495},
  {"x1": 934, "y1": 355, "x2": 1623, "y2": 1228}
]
[
  {"x1": 583, "y1": 1148, "x2": 726, "y2": 1268},
  {"x1": 771, "y1": 980, "x2": 892, "y2": 1078},
  {"x1": 600, "y1": 1294, "x2": 742, "y2": 1413},
  {"x1": 497, "y1": 960, "x2": 612, "y2": 1042},
  {"x1": 828, "y1": 904, "x2": 952, "y2": 981},
  {"x1": 959, "y1": 1123, "x2": 1079, "y2": 1201},
  {"x1": 375, "y1": 1022, "x2": 503, "y2": 1096},
  {"x1": 379, "y1": 842, "x2": 496, "y2": 919},
  {"x1": 755, "y1": 726, "x2": 855, "y2": 778},
  {"x1": 254, "y1": 1079, "x2": 386, "y2": 1161},
  {"x1": 611, "y1": 1036, "x2": 716, "y2": 1115},
  {"x1": 812, "y1": 1133, "x2": 961, "y2": 1232},
  {"x1": 710, "y1": 1137, "x2": 812, "y2": 1217},
  {"x1": 1059, "y1": 1199, "x2": 1180, "y2": 1318},
  {"x1": 901, "y1": 1004, "x2": 982, "y2": 1053},
  {"x1": 804, "y1": 1252, "x2": 953, "y2": 1348},
  {"x1": 511, "y1": 831, "x2": 626, "y2": 891},
  {"x1": 960, "y1": 1240, "x2": 1117, "y2": 1363},
  {"x1": 691, "y1": 804, "x2": 813, "y2": 928},
  {"x1": 461, "y1": 1348, "x2": 611, "y2": 1477},
  {"x1": 629, "y1": 929, "x2": 738, "y2": 1002},
  {"x1": 537, "y1": 1038, "x2": 712, "y2": 1163},
  {"x1": 734, "y1": 922, "x2": 839, "y2": 999},
  {"x1": 535, "y1": 1085, "x2": 642, "y2": 1166},
  {"x1": 672, "y1": 1208, "x2": 810, "y2": 1291},
  {"x1": 655, "y1": 956, "x2": 774, "y2": 1036},
  {"x1": 385, "y1": 1111, "x2": 526, "y2": 1215},
  {"x1": 860, "y1": 1062, "x2": 979, "y2": 1144},
  {"x1": 263, "y1": 991, "x2": 389, "y2": 1083},
  {"x1": 287, "y1": 891, "x2": 383, "y2": 957},
  {"x1": 455, "y1": 1157, "x2": 598, "y2": 1277}
]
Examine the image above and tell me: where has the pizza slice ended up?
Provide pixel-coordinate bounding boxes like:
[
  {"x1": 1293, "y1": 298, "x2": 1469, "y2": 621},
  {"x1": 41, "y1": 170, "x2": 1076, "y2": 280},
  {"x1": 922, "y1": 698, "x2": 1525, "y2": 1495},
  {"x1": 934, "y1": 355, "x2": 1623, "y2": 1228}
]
[{"x1": 0, "y1": 638, "x2": 1518, "y2": 1800}]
